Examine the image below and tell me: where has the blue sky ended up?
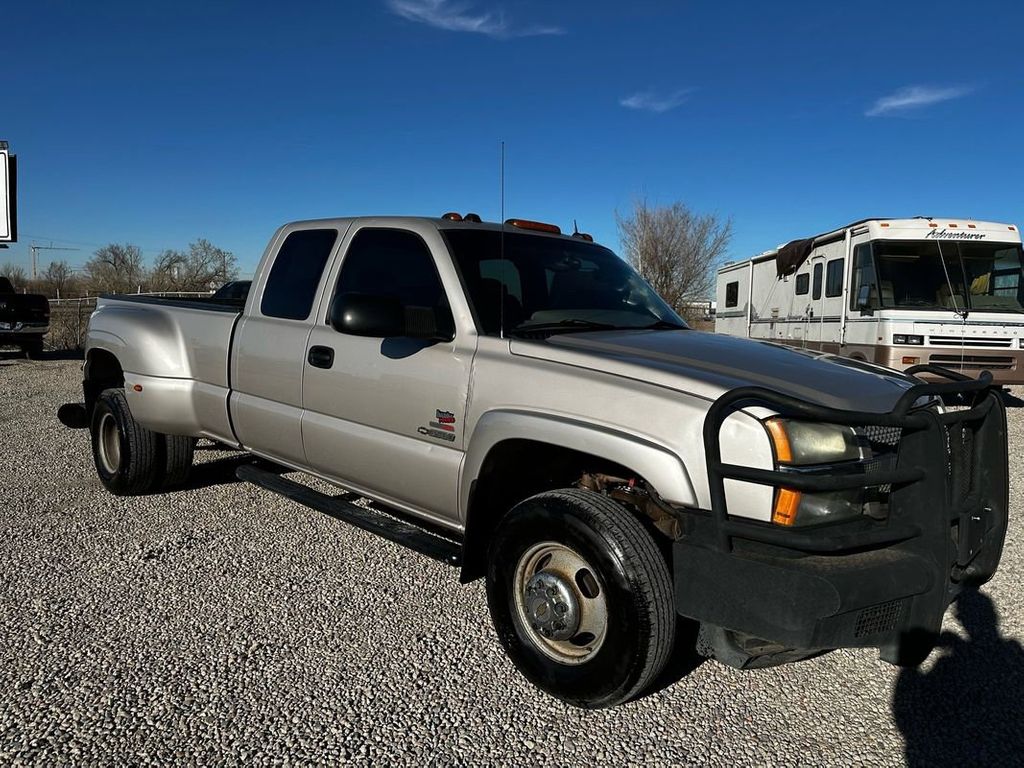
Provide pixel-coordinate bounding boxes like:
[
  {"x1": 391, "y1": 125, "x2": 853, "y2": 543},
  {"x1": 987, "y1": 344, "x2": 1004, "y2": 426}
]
[{"x1": 3, "y1": 0, "x2": 1023, "y2": 280}]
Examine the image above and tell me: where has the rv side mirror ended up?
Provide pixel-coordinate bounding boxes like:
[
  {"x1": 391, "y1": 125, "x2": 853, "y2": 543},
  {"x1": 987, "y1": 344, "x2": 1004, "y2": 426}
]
[{"x1": 856, "y1": 284, "x2": 873, "y2": 313}]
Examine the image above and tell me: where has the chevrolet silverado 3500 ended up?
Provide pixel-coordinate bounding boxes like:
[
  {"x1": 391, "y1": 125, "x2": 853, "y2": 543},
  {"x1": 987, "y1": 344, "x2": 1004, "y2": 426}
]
[{"x1": 59, "y1": 215, "x2": 1010, "y2": 708}]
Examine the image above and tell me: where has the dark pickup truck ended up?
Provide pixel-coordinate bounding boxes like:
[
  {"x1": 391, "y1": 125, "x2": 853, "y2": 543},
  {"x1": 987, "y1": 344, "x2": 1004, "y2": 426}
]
[{"x1": 0, "y1": 277, "x2": 49, "y2": 357}]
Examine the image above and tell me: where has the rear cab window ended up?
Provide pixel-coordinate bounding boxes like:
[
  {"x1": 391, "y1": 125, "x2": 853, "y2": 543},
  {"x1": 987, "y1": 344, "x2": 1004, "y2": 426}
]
[{"x1": 261, "y1": 228, "x2": 339, "y2": 320}]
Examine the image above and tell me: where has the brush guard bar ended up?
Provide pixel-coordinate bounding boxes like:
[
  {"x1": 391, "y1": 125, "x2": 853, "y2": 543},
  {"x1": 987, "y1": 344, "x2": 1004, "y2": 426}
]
[{"x1": 674, "y1": 367, "x2": 1009, "y2": 666}]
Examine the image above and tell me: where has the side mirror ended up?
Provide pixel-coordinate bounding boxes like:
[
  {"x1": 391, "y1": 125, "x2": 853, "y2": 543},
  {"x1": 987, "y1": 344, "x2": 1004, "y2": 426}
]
[
  {"x1": 329, "y1": 292, "x2": 455, "y2": 341},
  {"x1": 857, "y1": 284, "x2": 873, "y2": 313},
  {"x1": 330, "y1": 293, "x2": 405, "y2": 337}
]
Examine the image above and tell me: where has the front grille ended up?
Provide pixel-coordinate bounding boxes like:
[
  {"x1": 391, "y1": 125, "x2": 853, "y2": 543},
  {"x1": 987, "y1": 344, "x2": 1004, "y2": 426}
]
[
  {"x1": 859, "y1": 425, "x2": 901, "y2": 448},
  {"x1": 929, "y1": 335, "x2": 1012, "y2": 348},
  {"x1": 854, "y1": 600, "x2": 905, "y2": 638},
  {"x1": 856, "y1": 425, "x2": 901, "y2": 496},
  {"x1": 929, "y1": 354, "x2": 1015, "y2": 371}
]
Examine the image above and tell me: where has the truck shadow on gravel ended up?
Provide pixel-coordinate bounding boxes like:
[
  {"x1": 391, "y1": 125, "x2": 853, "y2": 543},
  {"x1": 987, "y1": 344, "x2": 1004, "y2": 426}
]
[
  {"x1": 892, "y1": 589, "x2": 1024, "y2": 766},
  {"x1": 174, "y1": 454, "x2": 254, "y2": 492}
]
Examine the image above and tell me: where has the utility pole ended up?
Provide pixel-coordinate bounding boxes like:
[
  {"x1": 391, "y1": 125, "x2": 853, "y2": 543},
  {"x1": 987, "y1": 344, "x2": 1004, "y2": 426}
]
[{"x1": 29, "y1": 242, "x2": 79, "y2": 281}]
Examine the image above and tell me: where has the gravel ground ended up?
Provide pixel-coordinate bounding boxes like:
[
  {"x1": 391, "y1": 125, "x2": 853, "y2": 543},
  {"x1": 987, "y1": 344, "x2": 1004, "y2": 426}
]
[{"x1": 1, "y1": 355, "x2": 1022, "y2": 766}]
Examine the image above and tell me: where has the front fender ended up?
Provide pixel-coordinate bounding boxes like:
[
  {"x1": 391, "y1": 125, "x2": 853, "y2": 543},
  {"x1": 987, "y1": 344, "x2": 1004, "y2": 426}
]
[{"x1": 459, "y1": 409, "x2": 698, "y2": 521}]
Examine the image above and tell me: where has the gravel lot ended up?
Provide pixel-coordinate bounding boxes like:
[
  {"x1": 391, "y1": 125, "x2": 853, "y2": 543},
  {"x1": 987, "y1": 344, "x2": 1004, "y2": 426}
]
[{"x1": 1, "y1": 355, "x2": 1022, "y2": 766}]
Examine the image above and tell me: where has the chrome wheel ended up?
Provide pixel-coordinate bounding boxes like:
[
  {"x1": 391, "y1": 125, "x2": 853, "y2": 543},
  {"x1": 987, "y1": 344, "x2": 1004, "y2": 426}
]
[
  {"x1": 97, "y1": 412, "x2": 122, "y2": 475},
  {"x1": 513, "y1": 541, "x2": 609, "y2": 665}
]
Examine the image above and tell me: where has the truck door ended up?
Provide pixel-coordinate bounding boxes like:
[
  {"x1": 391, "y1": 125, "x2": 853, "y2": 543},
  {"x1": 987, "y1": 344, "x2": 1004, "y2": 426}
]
[
  {"x1": 300, "y1": 225, "x2": 474, "y2": 525},
  {"x1": 231, "y1": 227, "x2": 343, "y2": 466}
]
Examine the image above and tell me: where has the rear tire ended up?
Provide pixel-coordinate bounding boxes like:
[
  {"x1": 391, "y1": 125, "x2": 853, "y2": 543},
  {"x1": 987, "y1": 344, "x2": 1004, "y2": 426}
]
[
  {"x1": 90, "y1": 388, "x2": 160, "y2": 495},
  {"x1": 158, "y1": 434, "x2": 195, "y2": 489},
  {"x1": 23, "y1": 339, "x2": 44, "y2": 359},
  {"x1": 486, "y1": 488, "x2": 675, "y2": 708}
]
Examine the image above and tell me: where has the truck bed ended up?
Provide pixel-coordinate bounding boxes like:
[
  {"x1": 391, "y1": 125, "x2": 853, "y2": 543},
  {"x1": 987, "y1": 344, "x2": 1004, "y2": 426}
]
[
  {"x1": 90, "y1": 294, "x2": 244, "y2": 444},
  {"x1": 100, "y1": 293, "x2": 246, "y2": 313}
]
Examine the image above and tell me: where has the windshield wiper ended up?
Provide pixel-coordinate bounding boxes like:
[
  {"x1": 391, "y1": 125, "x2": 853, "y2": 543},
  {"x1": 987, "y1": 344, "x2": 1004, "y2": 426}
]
[{"x1": 507, "y1": 319, "x2": 622, "y2": 336}]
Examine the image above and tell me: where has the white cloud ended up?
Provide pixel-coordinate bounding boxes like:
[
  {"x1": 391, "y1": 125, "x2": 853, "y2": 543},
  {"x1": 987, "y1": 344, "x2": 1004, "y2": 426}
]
[
  {"x1": 386, "y1": 0, "x2": 563, "y2": 38},
  {"x1": 866, "y1": 85, "x2": 973, "y2": 117},
  {"x1": 619, "y1": 88, "x2": 693, "y2": 114}
]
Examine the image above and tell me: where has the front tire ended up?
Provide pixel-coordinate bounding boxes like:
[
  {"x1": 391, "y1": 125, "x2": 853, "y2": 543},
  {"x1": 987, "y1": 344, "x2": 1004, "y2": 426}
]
[
  {"x1": 486, "y1": 488, "x2": 675, "y2": 708},
  {"x1": 90, "y1": 388, "x2": 160, "y2": 495}
]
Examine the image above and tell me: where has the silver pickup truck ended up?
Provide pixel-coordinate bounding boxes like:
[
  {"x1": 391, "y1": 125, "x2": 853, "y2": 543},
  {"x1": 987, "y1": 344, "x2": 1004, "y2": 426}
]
[{"x1": 60, "y1": 214, "x2": 1010, "y2": 708}]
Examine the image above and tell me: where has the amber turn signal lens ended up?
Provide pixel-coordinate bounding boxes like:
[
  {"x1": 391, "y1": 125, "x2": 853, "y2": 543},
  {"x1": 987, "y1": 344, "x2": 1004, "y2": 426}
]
[
  {"x1": 765, "y1": 418, "x2": 793, "y2": 464},
  {"x1": 773, "y1": 488, "x2": 801, "y2": 526}
]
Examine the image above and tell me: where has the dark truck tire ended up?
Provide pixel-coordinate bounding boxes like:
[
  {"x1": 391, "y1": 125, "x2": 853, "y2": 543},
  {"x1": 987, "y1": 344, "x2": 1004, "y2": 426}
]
[
  {"x1": 158, "y1": 434, "x2": 195, "y2": 490},
  {"x1": 23, "y1": 339, "x2": 44, "y2": 359},
  {"x1": 486, "y1": 488, "x2": 675, "y2": 709},
  {"x1": 90, "y1": 388, "x2": 160, "y2": 495}
]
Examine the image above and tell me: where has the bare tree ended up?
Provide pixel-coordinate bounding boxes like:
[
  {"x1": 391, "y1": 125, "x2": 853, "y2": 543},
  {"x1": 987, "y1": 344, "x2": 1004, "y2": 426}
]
[
  {"x1": 39, "y1": 260, "x2": 80, "y2": 298},
  {"x1": 0, "y1": 262, "x2": 28, "y2": 290},
  {"x1": 150, "y1": 239, "x2": 237, "y2": 292},
  {"x1": 83, "y1": 244, "x2": 147, "y2": 295},
  {"x1": 617, "y1": 200, "x2": 732, "y2": 322}
]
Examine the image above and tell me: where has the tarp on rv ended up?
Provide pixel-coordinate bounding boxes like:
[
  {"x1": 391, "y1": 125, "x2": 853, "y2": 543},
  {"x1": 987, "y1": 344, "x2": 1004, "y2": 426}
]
[{"x1": 776, "y1": 237, "x2": 816, "y2": 278}]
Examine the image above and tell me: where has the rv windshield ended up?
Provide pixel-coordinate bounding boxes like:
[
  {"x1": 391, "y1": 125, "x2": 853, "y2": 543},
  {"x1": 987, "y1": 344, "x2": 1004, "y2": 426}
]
[{"x1": 852, "y1": 239, "x2": 1024, "y2": 313}]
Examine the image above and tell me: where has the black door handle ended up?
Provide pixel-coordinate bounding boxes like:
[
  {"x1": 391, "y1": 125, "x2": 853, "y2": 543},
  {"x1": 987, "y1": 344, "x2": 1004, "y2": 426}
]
[{"x1": 308, "y1": 345, "x2": 335, "y2": 369}]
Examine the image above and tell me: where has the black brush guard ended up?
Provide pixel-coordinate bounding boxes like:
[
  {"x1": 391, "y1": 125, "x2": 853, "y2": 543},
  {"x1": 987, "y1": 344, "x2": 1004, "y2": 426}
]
[{"x1": 674, "y1": 365, "x2": 1009, "y2": 666}]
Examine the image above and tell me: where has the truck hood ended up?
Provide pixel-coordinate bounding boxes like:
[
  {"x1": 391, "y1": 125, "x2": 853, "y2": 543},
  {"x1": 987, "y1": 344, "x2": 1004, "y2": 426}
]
[{"x1": 510, "y1": 329, "x2": 915, "y2": 412}]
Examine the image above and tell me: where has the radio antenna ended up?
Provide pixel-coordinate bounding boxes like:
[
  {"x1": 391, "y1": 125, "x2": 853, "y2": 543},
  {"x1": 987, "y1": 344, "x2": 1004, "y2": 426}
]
[{"x1": 499, "y1": 140, "x2": 506, "y2": 339}]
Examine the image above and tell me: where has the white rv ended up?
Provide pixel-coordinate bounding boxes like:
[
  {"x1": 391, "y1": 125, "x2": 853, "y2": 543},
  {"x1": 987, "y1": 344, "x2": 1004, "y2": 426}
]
[{"x1": 715, "y1": 217, "x2": 1024, "y2": 383}]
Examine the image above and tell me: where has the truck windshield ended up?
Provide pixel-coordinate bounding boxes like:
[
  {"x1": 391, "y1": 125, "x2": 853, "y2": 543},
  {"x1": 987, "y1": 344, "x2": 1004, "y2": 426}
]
[
  {"x1": 444, "y1": 229, "x2": 686, "y2": 336},
  {"x1": 853, "y1": 239, "x2": 1024, "y2": 313}
]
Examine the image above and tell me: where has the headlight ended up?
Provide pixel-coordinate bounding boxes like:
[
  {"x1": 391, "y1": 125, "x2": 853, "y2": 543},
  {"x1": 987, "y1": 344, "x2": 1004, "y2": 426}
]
[
  {"x1": 893, "y1": 334, "x2": 924, "y2": 345},
  {"x1": 764, "y1": 418, "x2": 862, "y2": 466},
  {"x1": 763, "y1": 418, "x2": 867, "y2": 527}
]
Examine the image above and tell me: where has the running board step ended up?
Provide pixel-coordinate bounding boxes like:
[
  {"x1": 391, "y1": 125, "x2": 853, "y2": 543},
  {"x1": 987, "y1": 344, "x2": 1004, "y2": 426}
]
[{"x1": 235, "y1": 463, "x2": 462, "y2": 566}]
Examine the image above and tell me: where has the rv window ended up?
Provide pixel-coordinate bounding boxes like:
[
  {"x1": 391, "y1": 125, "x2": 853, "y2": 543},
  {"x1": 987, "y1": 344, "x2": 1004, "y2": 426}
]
[
  {"x1": 795, "y1": 273, "x2": 809, "y2": 295},
  {"x1": 725, "y1": 281, "x2": 739, "y2": 308},
  {"x1": 825, "y1": 259, "x2": 844, "y2": 297},
  {"x1": 812, "y1": 263, "x2": 823, "y2": 300}
]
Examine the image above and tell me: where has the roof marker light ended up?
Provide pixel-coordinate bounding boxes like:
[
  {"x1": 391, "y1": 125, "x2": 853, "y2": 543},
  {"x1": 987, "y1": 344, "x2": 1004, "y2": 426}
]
[
  {"x1": 441, "y1": 212, "x2": 463, "y2": 221},
  {"x1": 505, "y1": 218, "x2": 561, "y2": 234},
  {"x1": 880, "y1": 222, "x2": 890, "y2": 227},
  {"x1": 463, "y1": 213, "x2": 482, "y2": 223},
  {"x1": 1010, "y1": 226, "x2": 1017, "y2": 231},
  {"x1": 929, "y1": 222, "x2": 938, "y2": 227},
  {"x1": 948, "y1": 223, "x2": 958, "y2": 228},
  {"x1": 967, "y1": 224, "x2": 977, "y2": 228}
]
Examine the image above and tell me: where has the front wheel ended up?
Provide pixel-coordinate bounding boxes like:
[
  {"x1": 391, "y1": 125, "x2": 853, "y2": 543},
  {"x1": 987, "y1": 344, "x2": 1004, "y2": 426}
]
[{"x1": 486, "y1": 488, "x2": 675, "y2": 708}]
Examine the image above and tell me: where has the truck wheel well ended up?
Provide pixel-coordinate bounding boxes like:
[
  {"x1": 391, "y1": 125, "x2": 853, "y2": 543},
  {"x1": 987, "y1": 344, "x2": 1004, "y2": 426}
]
[
  {"x1": 84, "y1": 349, "x2": 124, "y2": 413},
  {"x1": 460, "y1": 439, "x2": 661, "y2": 583}
]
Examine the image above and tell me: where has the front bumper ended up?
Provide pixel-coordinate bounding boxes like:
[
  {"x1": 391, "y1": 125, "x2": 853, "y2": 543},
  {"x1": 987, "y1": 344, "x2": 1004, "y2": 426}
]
[
  {"x1": 874, "y1": 344, "x2": 1024, "y2": 385},
  {"x1": 676, "y1": 366, "x2": 1009, "y2": 667},
  {"x1": 0, "y1": 323, "x2": 48, "y2": 345}
]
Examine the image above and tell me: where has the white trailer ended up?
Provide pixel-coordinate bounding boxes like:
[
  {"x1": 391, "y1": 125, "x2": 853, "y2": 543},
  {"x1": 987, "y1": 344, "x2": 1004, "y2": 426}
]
[{"x1": 715, "y1": 217, "x2": 1024, "y2": 383}]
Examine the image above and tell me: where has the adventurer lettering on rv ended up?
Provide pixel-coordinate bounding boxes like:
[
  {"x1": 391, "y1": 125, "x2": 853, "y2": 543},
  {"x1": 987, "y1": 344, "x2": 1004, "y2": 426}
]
[{"x1": 925, "y1": 228, "x2": 987, "y2": 240}]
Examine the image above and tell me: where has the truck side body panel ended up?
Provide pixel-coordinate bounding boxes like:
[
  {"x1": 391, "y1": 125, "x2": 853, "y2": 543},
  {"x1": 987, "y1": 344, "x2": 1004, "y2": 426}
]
[{"x1": 299, "y1": 220, "x2": 477, "y2": 523}]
